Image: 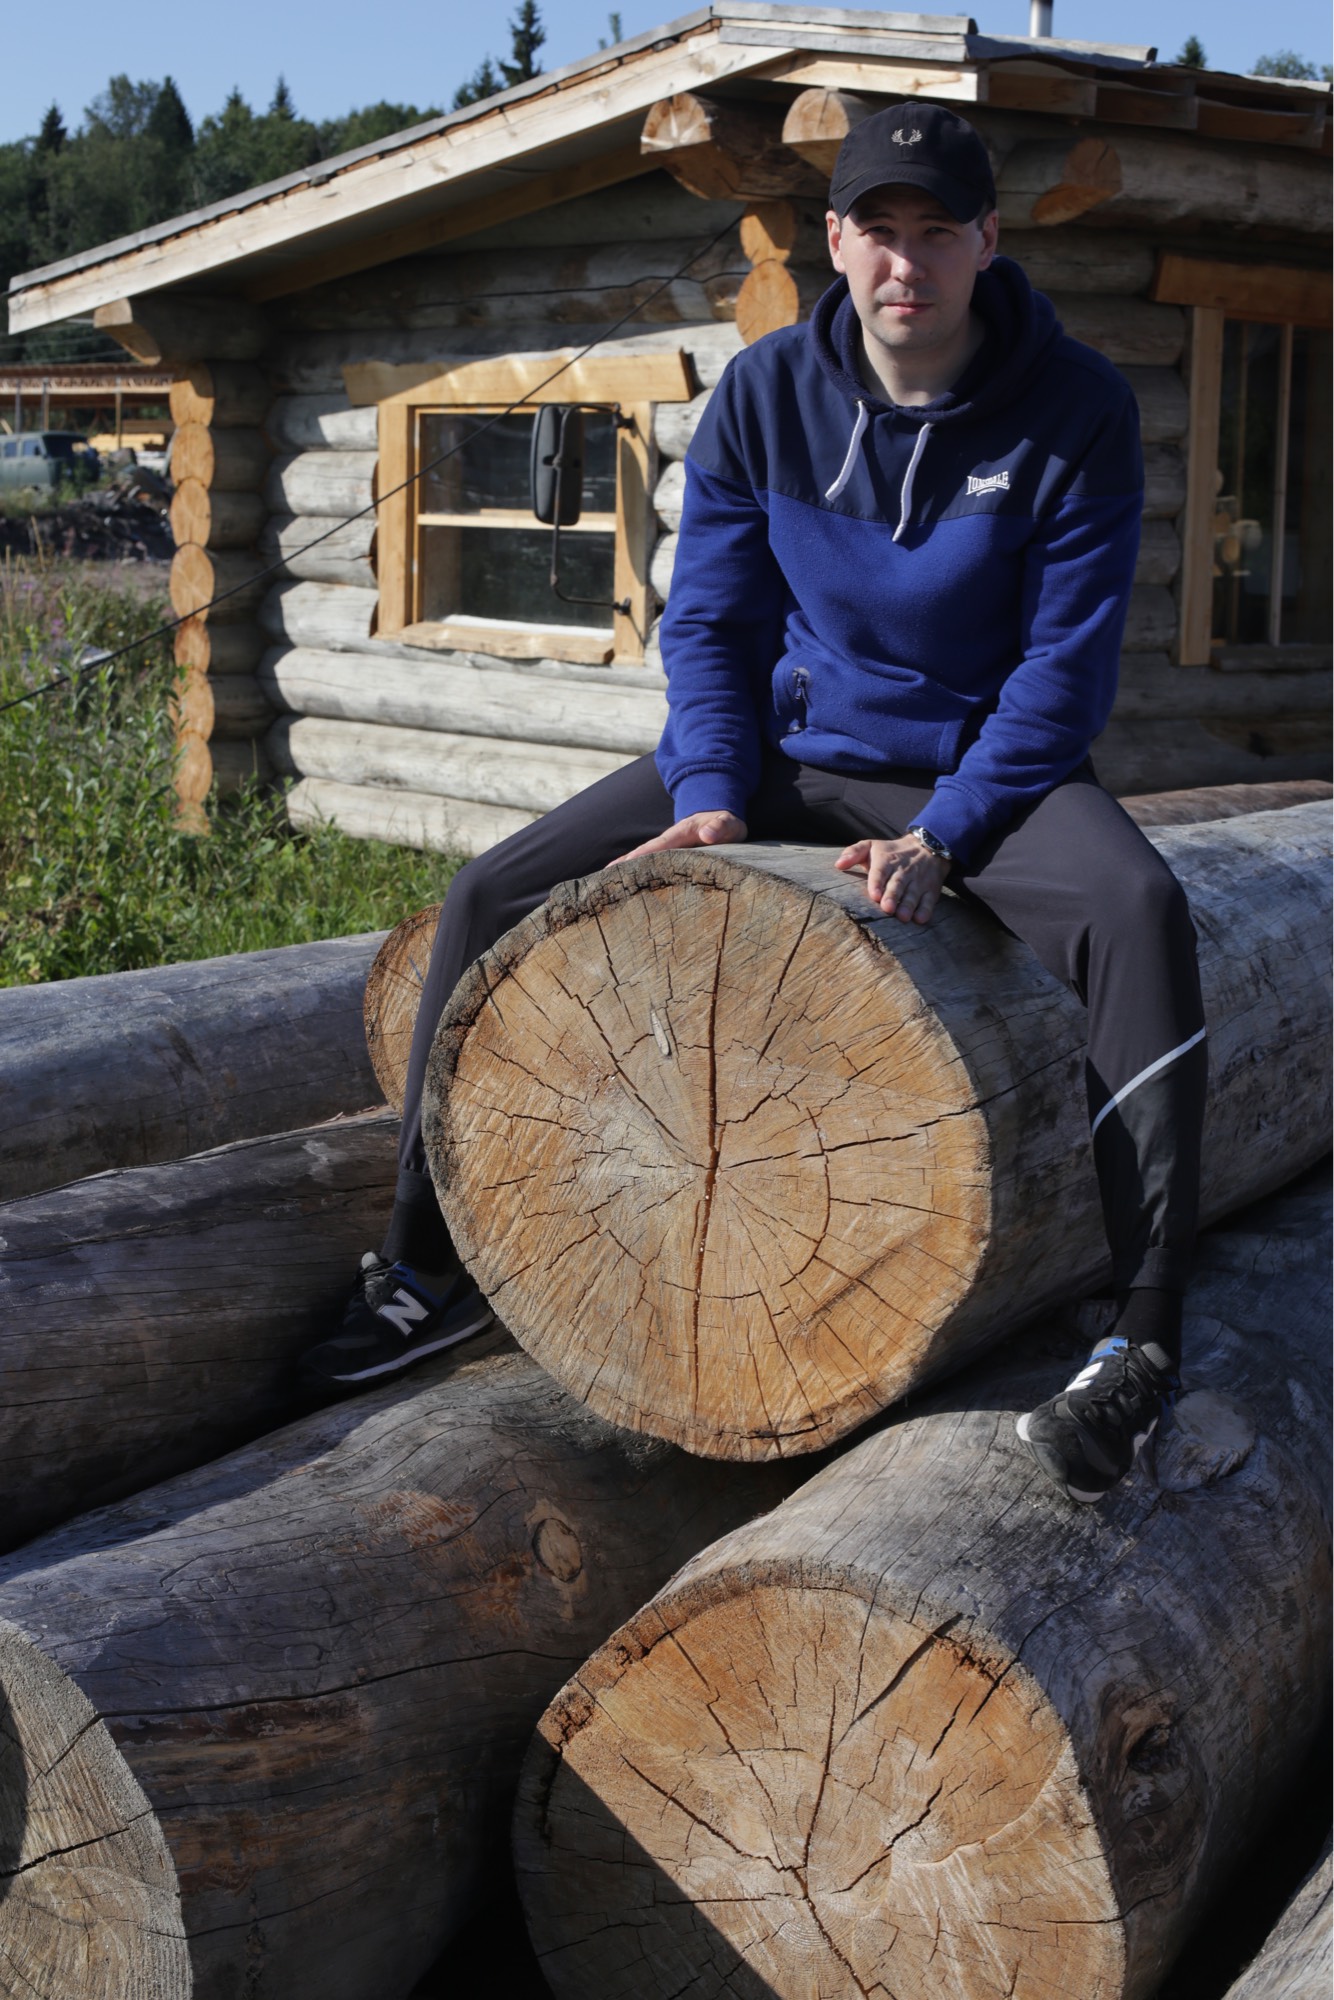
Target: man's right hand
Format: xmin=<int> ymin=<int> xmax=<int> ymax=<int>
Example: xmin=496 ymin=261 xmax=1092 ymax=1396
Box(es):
xmin=609 ymin=810 xmax=747 ymax=866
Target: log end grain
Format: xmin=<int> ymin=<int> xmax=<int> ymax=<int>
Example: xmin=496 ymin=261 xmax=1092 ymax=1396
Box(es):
xmin=0 ymin=1620 xmax=190 ymax=1997
xmin=364 ymin=902 xmax=443 ymax=1114
xmin=424 ymin=849 xmax=992 ymax=1461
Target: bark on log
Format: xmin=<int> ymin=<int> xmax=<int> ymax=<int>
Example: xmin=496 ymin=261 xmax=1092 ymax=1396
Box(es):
xmin=259 ymin=580 xmax=377 ymax=650
xmin=169 ymin=480 xmax=267 ymax=551
xmin=0 ymin=1111 xmax=397 ymax=1550
xmin=641 ymin=93 xmax=825 ymax=204
xmin=517 ymin=1174 xmax=1333 ymax=1999
xmin=93 ymin=295 xmax=268 ymax=366
xmin=173 ymin=616 xmax=264 ymax=676
xmin=422 ymin=805 xmax=1331 ymax=1459
xmin=264 ymin=450 xmax=377 ymax=517
xmin=0 ymin=1341 xmax=799 ymax=1998
xmin=259 ymin=646 xmax=666 ymax=752
xmin=1092 ymin=716 xmax=1331 ymax=795
xmin=169 ymin=423 xmax=272 ymax=492
xmin=997 ymin=131 xmax=1332 ymax=235
xmin=1122 ymin=778 xmax=1332 ymax=825
xmin=170 ymin=544 xmax=271 ymax=621
xmin=265 ymin=393 xmax=379 ymax=452
xmin=1224 ymin=1841 xmax=1332 ymax=2000
xmin=286 ymin=775 xmax=533 ymax=857
xmin=169 ymin=361 xmax=272 ymax=430
xmin=267 ymin=714 xmax=631 ymax=812
xmin=0 ymin=932 xmax=384 ymax=1201
xmin=258 ymin=512 xmax=377 ymax=587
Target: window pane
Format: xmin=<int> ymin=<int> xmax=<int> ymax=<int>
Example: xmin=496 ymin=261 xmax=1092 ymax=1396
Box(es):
xmin=1213 ymin=322 xmax=1283 ymax=647
xmin=421 ymin=524 xmax=615 ymax=629
xmin=418 ymin=408 xmax=617 ymax=516
xmin=1283 ymin=327 xmax=1332 ymax=645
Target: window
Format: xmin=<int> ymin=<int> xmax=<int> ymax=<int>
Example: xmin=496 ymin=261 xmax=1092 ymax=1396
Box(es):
xmin=360 ymin=349 xmax=696 ymax=668
xmin=1154 ymin=254 xmax=1332 ymax=665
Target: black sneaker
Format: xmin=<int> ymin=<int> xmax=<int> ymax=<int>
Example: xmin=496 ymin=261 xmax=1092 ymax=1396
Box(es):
xmin=1015 ymin=1335 xmax=1178 ymax=1504
xmin=301 ymin=1253 xmax=495 ymax=1390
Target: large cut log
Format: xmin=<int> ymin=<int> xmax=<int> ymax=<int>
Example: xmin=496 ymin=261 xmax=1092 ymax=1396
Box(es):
xmin=422 ymin=804 xmax=1331 ymax=1460
xmin=1144 ymin=442 xmax=1186 ymax=517
xmin=169 ymin=422 xmax=272 ymax=492
xmin=0 ymin=932 xmax=384 ymax=1200
xmin=210 ymin=672 xmax=277 ymax=738
xmin=1046 ymin=293 xmax=1184 ymax=368
xmin=516 ymin=1173 xmax=1333 ymax=2000
xmin=267 ymin=715 xmax=632 ymax=812
xmin=1224 ymin=1841 xmax=1332 ymax=2000
xmin=258 ymin=511 xmax=377 ymax=586
xmin=997 ymin=130 xmax=1331 ymax=235
xmin=1122 ymin=778 xmax=1332 ymax=825
xmin=1092 ymin=715 xmax=1331 ymax=795
xmin=259 ymin=646 xmax=666 ymax=751
xmin=169 ymin=479 xmax=267 ymax=550
xmin=640 ymin=92 xmax=825 ymax=203
xmin=174 ymin=615 xmax=264 ymax=676
xmin=0 ymin=1339 xmax=799 ymax=2000
xmin=286 ymin=775 xmax=533 ymax=857
xmin=0 ymin=1110 xmax=397 ymax=1551
xmin=170 ymin=544 xmax=271 ymax=621
xmin=272 ymin=322 xmax=744 ymax=398
xmin=265 ymin=393 xmax=379 ymax=451
xmin=169 ymin=360 xmax=271 ymax=429
xmin=1113 ymin=653 xmax=1329 ymax=723
xmin=259 ymin=579 xmax=378 ymax=649
xmin=264 ymin=448 xmax=377 ymax=517
xmin=93 ymin=295 xmax=268 ymax=365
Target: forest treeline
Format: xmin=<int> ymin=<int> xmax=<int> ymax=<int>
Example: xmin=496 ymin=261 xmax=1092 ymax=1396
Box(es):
xmin=0 ymin=0 xmax=557 ymax=361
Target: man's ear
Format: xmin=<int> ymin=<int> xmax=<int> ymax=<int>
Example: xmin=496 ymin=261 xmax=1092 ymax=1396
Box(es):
xmin=977 ymin=208 xmax=999 ymax=271
xmin=826 ymin=208 xmax=847 ymax=273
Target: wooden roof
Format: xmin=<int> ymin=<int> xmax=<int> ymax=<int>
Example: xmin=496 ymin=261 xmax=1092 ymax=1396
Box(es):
xmin=7 ymin=2 xmax=1328 ymax=334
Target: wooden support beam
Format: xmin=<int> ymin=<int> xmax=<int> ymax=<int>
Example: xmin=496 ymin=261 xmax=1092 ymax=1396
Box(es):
xmin=344 ymin=349 xmax=695 ymax=409
xmin=93 ymin=296 xmax=268 ymax=366
xmin=780 ymin=87 xmax=872 ymax=177
xmin=640 ymin=91 xmax=826 ymax=203
xmin=1151 ymin=253 xmax=1333 ymax=328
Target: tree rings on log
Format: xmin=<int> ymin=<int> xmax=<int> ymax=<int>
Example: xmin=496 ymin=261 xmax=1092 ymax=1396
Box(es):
xmin=423 ymin=810 xmax=1332 ymax=1461
xmin=364 ymin=902 xmax=443 ymax=1114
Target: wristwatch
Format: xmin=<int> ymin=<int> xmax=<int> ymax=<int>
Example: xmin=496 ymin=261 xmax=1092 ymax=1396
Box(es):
xmin=907 ymin=824 xmax=953 ymax=864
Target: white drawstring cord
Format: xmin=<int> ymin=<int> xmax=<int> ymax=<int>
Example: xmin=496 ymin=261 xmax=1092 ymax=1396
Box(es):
xmin=893 ymin=422 xmax=933 ymax=543
xmin=824 ymin=400 xmax=869 ymax=501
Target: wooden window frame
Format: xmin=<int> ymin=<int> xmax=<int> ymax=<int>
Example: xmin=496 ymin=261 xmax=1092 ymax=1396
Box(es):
xmin=1153 ymin=254 xmax=1332 ymax=666
xmin=361 ymin=351 xmax=695 ymax=667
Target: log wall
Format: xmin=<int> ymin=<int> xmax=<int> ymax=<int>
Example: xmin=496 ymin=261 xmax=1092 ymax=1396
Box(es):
xmin=161 ymin=161 xmax=1327 ymax=854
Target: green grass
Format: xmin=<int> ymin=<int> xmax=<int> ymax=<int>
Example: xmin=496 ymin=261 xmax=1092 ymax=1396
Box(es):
xmin=0 ymin=555 xmax=460 ymax=985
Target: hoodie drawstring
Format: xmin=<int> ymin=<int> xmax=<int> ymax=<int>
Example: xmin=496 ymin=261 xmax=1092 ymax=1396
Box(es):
xmin=893 ymin=422 xmax=933 ymax=543
xmin=823 ymin=400 xmax=868 ymax=502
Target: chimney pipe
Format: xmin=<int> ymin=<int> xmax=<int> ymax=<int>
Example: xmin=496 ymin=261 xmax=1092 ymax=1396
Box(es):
xmin=1029 ymin=0 xmax=1053 ymax=33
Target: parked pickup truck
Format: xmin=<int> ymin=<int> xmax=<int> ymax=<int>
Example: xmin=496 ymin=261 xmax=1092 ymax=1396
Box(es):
xmin=0 ymin=431 xmax=101 ymax=491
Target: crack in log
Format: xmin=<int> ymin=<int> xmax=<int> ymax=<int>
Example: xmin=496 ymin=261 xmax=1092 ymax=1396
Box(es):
xmin=688 ymin=892 xmax=730 ymax=1422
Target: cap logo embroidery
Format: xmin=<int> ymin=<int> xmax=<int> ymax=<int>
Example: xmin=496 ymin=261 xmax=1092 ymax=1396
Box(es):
xmin=892 ymin=127 xmax=923 ymax=145
xmin=966 ymin=470 xmax=1010 ymax=497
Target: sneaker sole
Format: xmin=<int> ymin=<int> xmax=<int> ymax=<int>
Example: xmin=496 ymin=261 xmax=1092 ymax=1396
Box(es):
xmin=1015 ymin=1412 xmax=1109 ymax=1506
xmin=311 ymin=1302 xmax=496 ymax=1385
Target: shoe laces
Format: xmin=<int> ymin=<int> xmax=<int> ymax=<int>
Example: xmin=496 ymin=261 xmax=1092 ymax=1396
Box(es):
xmin=1067 ymin=1340 xmax=1173 ymax=1444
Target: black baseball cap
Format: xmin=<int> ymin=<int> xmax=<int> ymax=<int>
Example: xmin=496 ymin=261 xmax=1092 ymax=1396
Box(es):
xmin=830 ymin=102 xmax=996 ymax=222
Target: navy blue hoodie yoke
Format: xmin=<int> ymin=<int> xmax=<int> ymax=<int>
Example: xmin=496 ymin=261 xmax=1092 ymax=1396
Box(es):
xmin=655 ymin=257 xmax=1144 ymax=863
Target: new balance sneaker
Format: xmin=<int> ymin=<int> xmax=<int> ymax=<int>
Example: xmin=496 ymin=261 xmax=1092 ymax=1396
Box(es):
xmin=1015 ymin=1335 xmax=1178 ymax=1504
xmin=301 ymin=1253 xmax=495 ymax=1391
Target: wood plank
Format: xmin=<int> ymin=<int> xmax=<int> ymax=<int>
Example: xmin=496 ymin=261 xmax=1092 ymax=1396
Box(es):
xmin=417 ymin=508 xmax=616 ymax=531
xmin=1095 ymin=81 xmax=1199 ymax=130
xmin=1196 ymin=97 xmax=1327 ymax=148
xmin=246 ymin=147 xmax=662 ymax=302
xmin=376 ymin=402 xmax=413 ymax=637
xmin=399 ymin=618 xmax=614 ymax=665
xmin=984 ymin=64 xmax=1097 ymax=116
xmin=345 ymin=349 xmax=696 ymax=409
xmin=1151 ymin=253 xmax=1333 ymax=328
xmin=614 ymin=401 xmax=655 ymax=664
xmin=767 ymin=54 xmax=979 ymax=100
xmin=1179 ymin=305 xmax=1225 ymax=667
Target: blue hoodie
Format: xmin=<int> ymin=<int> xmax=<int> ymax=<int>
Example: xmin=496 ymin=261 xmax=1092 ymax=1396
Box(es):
xmin=655 ymin=256 xmax=1143 ymax=863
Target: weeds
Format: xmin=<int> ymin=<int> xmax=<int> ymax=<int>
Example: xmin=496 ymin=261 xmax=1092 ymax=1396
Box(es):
xmin=0 ymin=555 xmax=459 ymax=984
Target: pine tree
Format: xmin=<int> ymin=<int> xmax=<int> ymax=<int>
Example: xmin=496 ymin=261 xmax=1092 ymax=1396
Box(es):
xmin=270 ymin=76 xmax=297 ymax=120
xmin=147 ymin=76 xmax=194 ymax=152
xmin=452 ymin=59 xmax=502 ymax=108
xmin=36 ymin=105 xmax=67 ymax=153
xmin=500 ymin=0 xmax=546 ymax=86
xmin=598 ymin=12 xmax=624 ymax=49
xmin=1251 ymin=49 xmax=1323 ymax=78
xmin=1175 ymin=36 xmax=1206 ymax=68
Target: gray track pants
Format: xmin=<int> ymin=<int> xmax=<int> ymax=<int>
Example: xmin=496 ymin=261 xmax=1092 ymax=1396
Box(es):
xmin=397 ymin=747 xmax=1207 ymax=1294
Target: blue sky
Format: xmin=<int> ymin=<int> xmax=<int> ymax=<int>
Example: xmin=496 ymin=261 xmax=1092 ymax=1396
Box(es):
xmin=3 ymin=0 xmax=1328 ymax=147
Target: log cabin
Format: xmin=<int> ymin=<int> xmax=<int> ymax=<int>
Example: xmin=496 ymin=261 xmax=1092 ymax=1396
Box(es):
xmin=6 ymin=4 xmax=1330 ymax=847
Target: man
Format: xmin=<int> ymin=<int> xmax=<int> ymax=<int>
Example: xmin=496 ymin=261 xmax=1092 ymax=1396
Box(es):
xmin=302 ymin=103 xmax=1208 ymax=1505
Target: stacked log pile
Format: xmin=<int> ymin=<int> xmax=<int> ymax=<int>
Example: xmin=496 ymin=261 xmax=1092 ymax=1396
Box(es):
xmin=516 ymin=1169 xmax=1333 ymax=1999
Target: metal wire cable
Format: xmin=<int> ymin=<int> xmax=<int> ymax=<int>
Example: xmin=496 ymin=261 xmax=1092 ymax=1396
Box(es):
xmin=0 ymin=213 xmax=741 ymax=720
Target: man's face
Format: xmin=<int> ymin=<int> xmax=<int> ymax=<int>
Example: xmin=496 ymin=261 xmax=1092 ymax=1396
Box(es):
xmin=826 ymin=188 xmax=998 ymax=359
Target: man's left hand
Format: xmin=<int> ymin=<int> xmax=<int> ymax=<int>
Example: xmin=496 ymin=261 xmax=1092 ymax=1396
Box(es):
xmin=834 ymin=835 xmax=950 ymax=924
